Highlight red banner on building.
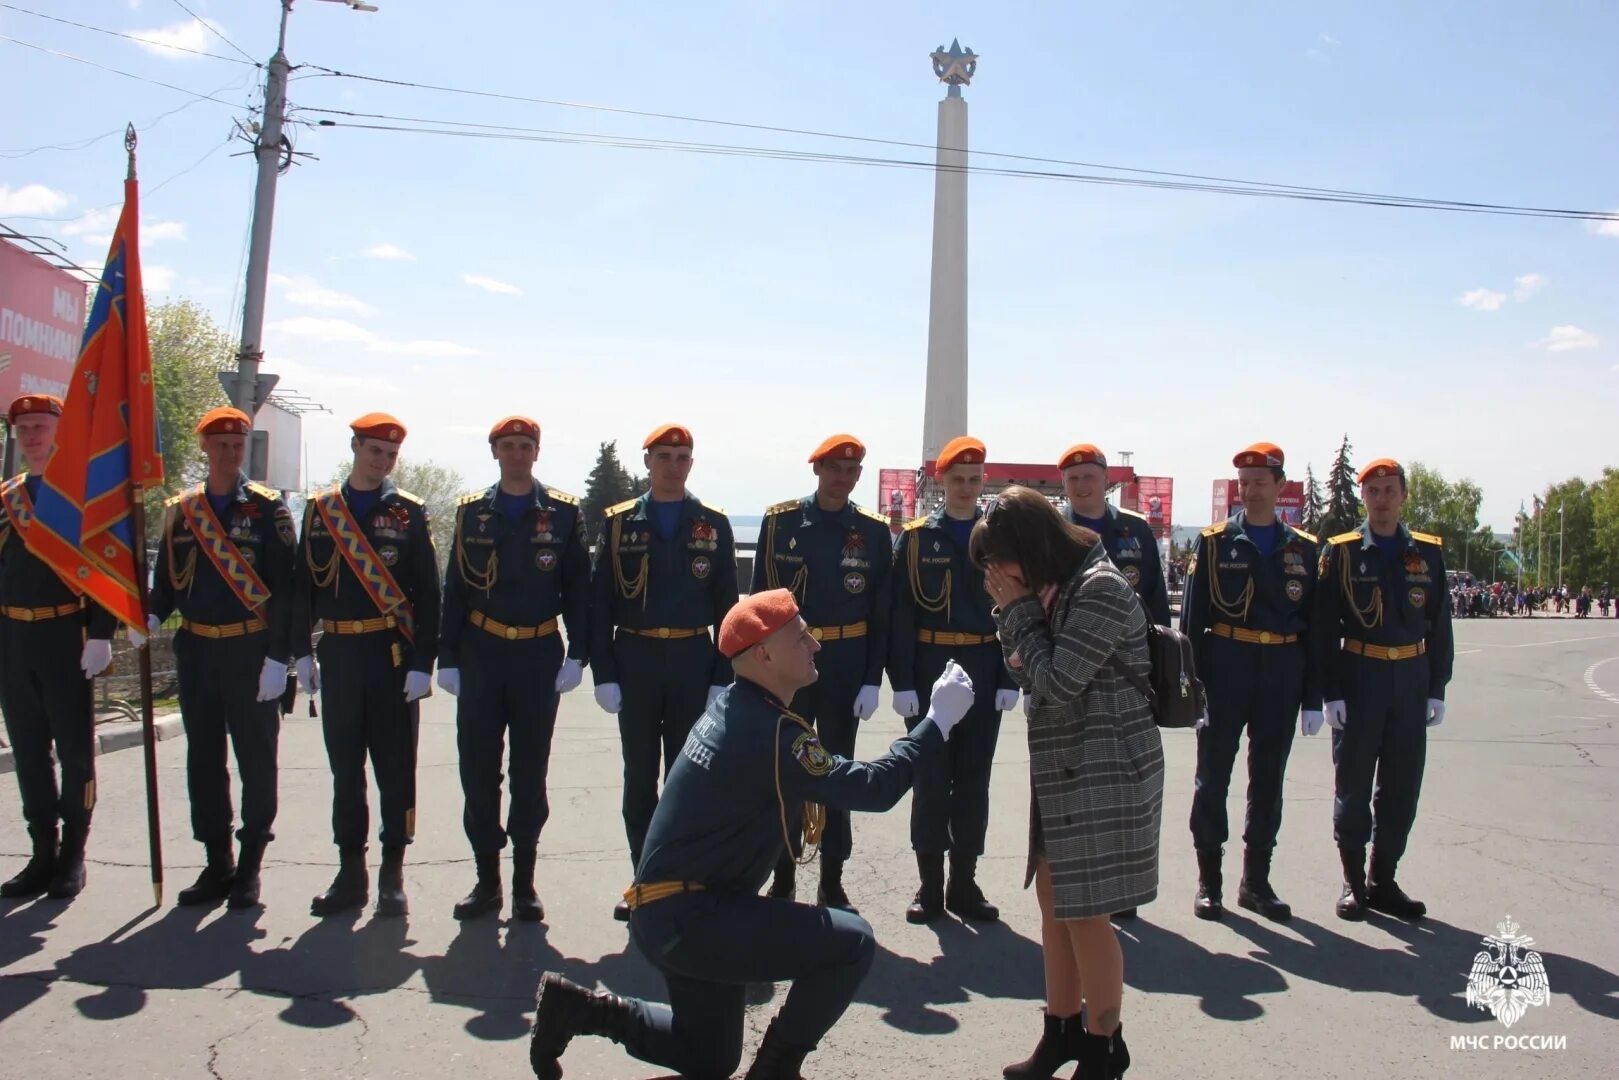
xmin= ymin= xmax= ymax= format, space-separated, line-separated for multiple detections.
xmin=1211 ymin=479 xmax=1304 ymax=525
xmin=0 ymin=239 xmax=83 ymax=404
xmin=877 ymin=468 xmax=918 ymax=532
xmin=1130 ymin=476 xmax=1174 ymax=538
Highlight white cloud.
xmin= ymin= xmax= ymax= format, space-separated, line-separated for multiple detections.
xmin=58 ymin=208 xmax=184 ymax=247
xmin=364 ymin=243 xmax=415 ymax=261
xmin=371 ymin=339 xmax=480 ymax=356
xmin=268 ymin=316 xmax=477 ymax=357
xmin=270 ymin=273 xmax=373 ymax=315
xmin=1513 ymin=272 xmax=1545 ymax=301
xmin=0 ymin=183 xmax=70 ymax=215
xmin=143 ymin=265 xmax=177 ymax=292
xmin=1531 ymin=325 xmax=1599 ymax=352
xmin=143 ymin=220 xmax=187 ymax=242
xmin=463 ymin=273 xmax=523 ymax=296
xmin=1319 ymin=33 xmax=1341 ymax=46
xmin=1460 ymin=288 xmax=1506 ymax=312
xmin=1588 ymin=212 xmax=1619 ymax=238
xmin=130 ymin=19 xmax=218 ymax=59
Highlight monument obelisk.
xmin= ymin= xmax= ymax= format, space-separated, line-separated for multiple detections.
xmin=921 ymin=39 xmax=977 ymax=466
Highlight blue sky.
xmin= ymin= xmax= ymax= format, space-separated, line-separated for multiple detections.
xmin=2 ymin=1 xmax=1614 ymax=531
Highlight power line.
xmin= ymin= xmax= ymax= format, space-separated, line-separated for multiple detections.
xmin=0 ymin=35 xmax=248 ymax=108
xmin=167 ymin=0 xmax=256 ymax=64
xmin=1 ymin=68 xmax=255 ymax=158
xmin=0 ymin=4 xmax=256 ymax=64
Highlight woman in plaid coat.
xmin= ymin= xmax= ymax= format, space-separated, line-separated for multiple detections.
xmin=971 ymin=487 xmax=1164 ymax=1080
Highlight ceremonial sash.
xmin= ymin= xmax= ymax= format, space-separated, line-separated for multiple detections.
xmin=312 ymin=486 xmax=415 ymax=642
xmin=178 ymin=487 xmax=271 ymax=611
xmin=2 ymin=476 xmax=84 ymax=597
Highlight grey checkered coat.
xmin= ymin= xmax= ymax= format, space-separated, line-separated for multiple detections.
xmin=994 ymin=543 xmax=1165 ymax=919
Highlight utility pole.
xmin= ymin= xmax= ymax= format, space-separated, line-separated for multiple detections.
xmin=1557 ymin=503 xmax=1565 ymax=590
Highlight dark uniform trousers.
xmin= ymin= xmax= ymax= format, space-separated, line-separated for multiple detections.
xmin=627 ymin=893 xmax=876 ymax=1079
xmin=1331 ymin=654 xmax=1429 ymax=864
xmin=457 ymin=632 xmax=563 ymax=852
xmin=616 ymin=632 xmax=715 ymax=867
xmin=785 ymin=637 xmax=866 ymax=861
xmin=904 ymin=640 xmax=1003 ymax=856
xmin=174 ymin=631 xmax=279 ymax=844
xmin=318 ymin=634 xmax=419 ymax=849
xmin=0 ymin=618 xmax=95 ymax=835
xmin=1190 ymin=637 xmax=1305 ymax=853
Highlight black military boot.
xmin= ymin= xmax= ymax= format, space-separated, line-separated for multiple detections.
xmin=905 ymin=852 xmax=946 ymax=924
xmin=0 ymin=824 xmax=57 ymax=899
xmin=1193 ymin=847 xmax=1223 ymax=920
xmin=1367 ymin=848 xmax=1426 ymax=920
xmin=45 ymin=825 xmax=88 ymax=899
xmin=767 ymin=854 xmax=796 ymax=901
xmin=178 ymin=837 xmax=236 ymax=906
xmin=376 ymin=844 xmax=408 ymax=917
xmin=529 ymin=972 xmax=631 ymax=1080
xmin=1236 ymin=848 xmax=1292 ymax=922
xmin=310 ymin=845 xmax=368 ymax=916
xmin=453 ymin=852 xmax=503 ymax=920
xmin=1002 ymin=1008 xmax=1085 ymax=1079
xmin=512 ymin=845 xmax=545 ymax=923
xmin=1075 ymin=1023 xmax=1131 ymax=1080
xmin=945 ymin=854 xmax=1000 ymax=922
xmin=743 ymin=1020 xmax=814 ymax=1080
xmin=228 ymin=839 xmax=266 ymax=910
xmin=1335 ymin=844 xmax=1368 ymax=921
xmin=817 ymin=855 xmax=856 ymax=912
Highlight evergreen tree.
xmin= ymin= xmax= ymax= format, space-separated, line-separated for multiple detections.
xmin=1302 ymin=464 xmax=1326 ymax=535
xmin=1321 ymin=434 xmax=1361 ymax=537
xmin=582 ymin=441 xmax=641 ymax=546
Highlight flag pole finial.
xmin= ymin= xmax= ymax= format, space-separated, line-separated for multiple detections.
xmin=125 ymin=124 xmax=137 ymax=180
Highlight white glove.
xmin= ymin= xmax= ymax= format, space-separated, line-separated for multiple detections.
xmin=994 ymin=688 xmax=1020 ymax=712
xmin=437 ymin=667 xmax=461 ymax=697
xmin=892 ymin=689 xmax=920 ymax=718
xmin=128 ymin=613 xmax=161 ymax=649
xmin=924 ymin=660 xmax=976 ymax=740
xmin=403 ymin=670 xmax=431 ymax=702
xmin=707 ymin=685 xmax=725 ymax=708
xmin=852 ymin=684 xmax=879 ymax=720
xmin=554 ymin=658 xmax=583 ymax=694
xmin=296 ymin=655 xmax=321 ymax=694
xmin=594 ymin=682 xmax=623 ymax=714
xmin=1426 ymin=699 xmax=1446 ymax=727
xmin=1300 ymin=709 xmax=1325 ymax=737
xmin=81 ymin=639 xmax=113 ymax=678
xmin=1324 ymin=700 xmax=1347 ymax=730
xmin=256 ymin=658 xmax=290 ymax=703
xmin=1194 ymin=711 xmax=1210 ymax=731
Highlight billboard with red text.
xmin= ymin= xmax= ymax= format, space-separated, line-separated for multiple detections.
xmin=0 ymin=239 xmax=83 ymax=404
xmin=1211 ymin=479 xmax=1304 ymax=525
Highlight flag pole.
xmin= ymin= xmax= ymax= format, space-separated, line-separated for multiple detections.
xmin=126 ymin=124 xmax=164 ymax=908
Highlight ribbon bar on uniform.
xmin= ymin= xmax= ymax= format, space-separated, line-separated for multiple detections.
xmin=916 ymin=629 xmax=997 ymax=647
xmin=1211 ymin=623 xmax=1298 ymax=646
xmin=469 ymin=611 xmax=559 ymax=641
xmin=181 ymin=617 xmax=266 ymax=639
xmin=808 ymin=621 xmax=867 ymax=642
xmin=620 ymin=880 xmax=706 ymax=911
xmin=1343 ymin=639 xmax=1426 ymax=661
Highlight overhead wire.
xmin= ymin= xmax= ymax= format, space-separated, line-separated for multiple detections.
xmin=0 ymin=3 xmax=257 ymax=64
xmin=167 ymin=0 xmax=256 ymax=64
xmin=0 ymin=35 xmax=249 ymax=108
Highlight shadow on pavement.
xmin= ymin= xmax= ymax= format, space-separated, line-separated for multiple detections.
xmin=857 ymin=917 xmax=1046 ymax=1034
xmin=1119 ymin=915 xmax=1288 ymax=1020
xmin=0 ymin=899 xmax=65 ymax=1023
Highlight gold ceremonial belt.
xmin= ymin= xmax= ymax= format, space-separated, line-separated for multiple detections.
xmin=0 ymin=602 xmax=81 ymax=622
xmin=322 ymin=615 xmax=399 ymax=635
xmin=1343 ymin=639 xmax=1426 ymax=661
xmin=1212 ymin=623 xmax=1298 ymax=646
xmin=623 ymin=627 xmax=709 ymax=640
xmin=809 ymin=621 xmax=867 ymax=642
xmin=470 ymin=611 xmax=558 ymax=641
xmin=621 ymin=880 xmax=705 ymax=911
xmin=181 ymin=617 xmax=266 ymax=639
xmin=916 ymin=629 xmax=997 ymax=647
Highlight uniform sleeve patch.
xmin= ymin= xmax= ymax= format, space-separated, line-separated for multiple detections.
xmin=791 ymin=730 xmax=833 ymax=776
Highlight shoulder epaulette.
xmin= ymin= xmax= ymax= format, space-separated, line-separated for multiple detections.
xmin=903 ymin=515 xmax=930 ymax=532
xmin=457 ymin=490 xmax=484 ymax=507
xmin=699 ymin=499 xmax=727 ymax=516
xmin=765 ymin=498 xmax=801 ymax=516
xmin=856 ymin=504 xmax=889 ymax=525
xmin=1118 ymin=506 xmax=1148 ymax=522
xmin=1291 ymin=527 xmax=1318 ymax=543
xmin=245 ymin=481 xmax=280 ymax=502
xmin=1200 ymin=522 xmax=1227 ymax=538
xmin=604 ymin=498 xmax=637 ymax=517
xmin=1410 ymin=530 xmax=1444 ymax=547
xmin=548 ymin=487 xmax=580 ymax=506
xmin=394 ymin=488 xmax=424 ymax=506
xmin=1330 ymin=531 xmax=1362 ymax=545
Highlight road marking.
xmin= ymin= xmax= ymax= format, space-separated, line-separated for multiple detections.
xmin=1455 ymin=649 xmax=1482 ymax=655
xmin=1454 ymin=633 xmax=1619 ymax=650
xmin=1582 ymin=657 xmax=1619 ymax=707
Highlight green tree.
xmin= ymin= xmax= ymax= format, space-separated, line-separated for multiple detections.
xmin=1403 ymin=461 xmax=1484 ymax=556
xmin=1301 ymin=464 xmax=1325 ymax=535
xmin=327 ymin=457 xmax=465 ymax=562
xmin=581 ymin=440 xmax=648 ymax=546
xmin=1590 ymin=468 xmax=1619 ymax=589
xmin=1321 ymin=434 xmax=1361 ymax=538
xmin=1537 ymin=477 xmax=1600 ymax=589
xmin=149 ymin=298 xmax=231 ymax=489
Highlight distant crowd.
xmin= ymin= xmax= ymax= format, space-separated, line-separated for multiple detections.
xmin=1449 ymin=581 xmax=1614 ymax=618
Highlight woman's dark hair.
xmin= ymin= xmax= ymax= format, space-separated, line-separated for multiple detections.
xmin=968 ymin=486 xmax=1099 ymax=592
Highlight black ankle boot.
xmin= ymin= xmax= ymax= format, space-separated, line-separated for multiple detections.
xmin=530 ymin=972 xmax=631 ymax=1079
xmin=906 ymin=852 xmax=945 ymax=924
xmin=512 ymin=845 xmax=544 ymax=922
xmin=817 ymin=856 xmax=856 ymax=912
xmin=1335 ymin=845 xmax=1368 ymax=921
xmin=178 ymin=837 xmax=236 ymax=906
xmin=1367 ymin=848 xmax=1426 ymax=919
xmin=46 ymin=826 xmax=88 ymax=899
xmin=454 ymin=852 xmax=503 ymax=920
xmin=1003 ymin=1009 xmax=1084 ymax=1079
xmin=1 ymin=825 xmax=57 ymax=899
xmin=310 ymin=846 xmax=368 ymax=916
xmin=1076 ymin=1022 xmax=1130 ymax=1079
xmin=768 ymin=854 xmax=796 ymax=901
xmin=228 ymin=839 xmax=267 ymax=910
xmin=946 ymin=854 xmax=1000 ymax=922
xmin=743 ymin=1021 xmax=814 ymax=1080
xmin=1236 ymin=848 xmax=1291 ymax=921
xmin=376 ymin=844 xmax=408 ymax=917
xmin=1193 ymin=847 xmax=1223 ymax=920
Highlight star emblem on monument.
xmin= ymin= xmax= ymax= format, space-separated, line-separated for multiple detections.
xmin=930 ymin=38 xmax=978 ymax=88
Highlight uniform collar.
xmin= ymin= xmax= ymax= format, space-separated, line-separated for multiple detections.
xmin=1228 ymin=508 xmax=1300 ymax=546
xmin=633 ymin=490 xmax=698 ymax=522
xmin=206 ymin=473 xmax=251 ymax=504
xmin=1068 ymin=503 xmax=1116 ymax=529
xmin=1357 ymin=520 xmax=1411 ymax=550
xmin=481 ymin=480 xmax=547 ymax=509
xmin=802 ymin=494 xmax=854 ymax=527
xmin=927 ymin=504 xmax=980 ymax=530
xmin=342 ymin=476 xmax=395 ymax=502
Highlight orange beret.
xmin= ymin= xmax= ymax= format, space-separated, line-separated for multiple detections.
xmin=489 ymin=415 xmax=540 ymax=444
xmin=718 ymin=588 xmax=800 ymax=658
xmin=1358 ymin=458 xmax=1404 ymax=485
xmin=7 ymin=394 xmax=64 ymax=424
xmin=936 ymin=435 xmax=987 ymax=473
xmin=1058 ymin=443 xmax=1107 ymax=471
xmin=350 ymin=412 xmax=407 ymax=444
xmin=195 ymin=406 xmax=251 ymax=436
xmin=1233 ymin=441 xmax=1285 ymax=470
xmin=809 ymin=433 xmax=865 ymax=464
xmin=643 ymin=423 xmax=693 ymax=451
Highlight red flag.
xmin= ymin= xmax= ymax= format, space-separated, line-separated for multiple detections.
xmin=28 ymin=176 xmax=164 ymax=630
